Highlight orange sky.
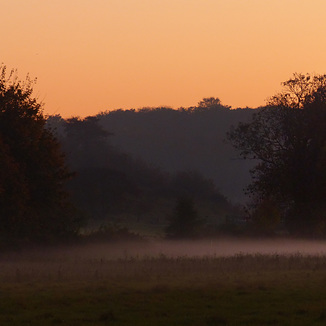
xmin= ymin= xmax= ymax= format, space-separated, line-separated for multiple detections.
xmin=2 ymin=0 xmax=326 ymax=117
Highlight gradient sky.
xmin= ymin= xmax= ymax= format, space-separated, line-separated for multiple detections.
xmin=2 ymin=0 xmax=326 ymax=117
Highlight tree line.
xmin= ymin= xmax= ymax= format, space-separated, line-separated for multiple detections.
xmin=0 ymin=65 xmax=236 ymax=244
xmin=1 ymin=64 xmax=326 ymax=244
xmin=50 ymin=115 xmax=235 ymax=238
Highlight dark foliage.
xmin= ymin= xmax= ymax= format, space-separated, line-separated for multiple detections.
xmin=228 ymin=73 xmax=326 ymax=236
xmin=170 ymin=170 xmax=227 ymax=203
xmin=0 ymin=66 xmax=80 ymax=244
xmin=165 ymin=197 xmax=205 ymax=239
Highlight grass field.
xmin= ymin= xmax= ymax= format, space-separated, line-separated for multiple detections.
xmin=1 ymin=239 xmax=326 ymax=325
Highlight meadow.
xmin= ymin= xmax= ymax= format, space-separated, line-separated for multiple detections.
xmin=1 ymin=239 xmax=326 ymax=325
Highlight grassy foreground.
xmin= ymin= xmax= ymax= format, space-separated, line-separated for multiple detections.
xmin=1 ymin=243 xmax=326 ymax=325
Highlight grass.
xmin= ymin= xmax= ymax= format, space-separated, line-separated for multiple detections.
xmin=1 ymin=241 xmax=326 ymax=325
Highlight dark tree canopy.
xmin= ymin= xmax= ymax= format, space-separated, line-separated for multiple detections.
xmin=0 ymin=66 xmax=79 ymax=243
xmin=228 ymin=73 xmax=326 ymax=236
xmin=197 ymin=97 xmax=221 ymax=108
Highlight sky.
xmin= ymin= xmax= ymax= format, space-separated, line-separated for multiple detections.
xmin=2 ymin=0 xmax=326 ymax=117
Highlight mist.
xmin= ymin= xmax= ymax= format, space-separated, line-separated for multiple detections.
xmin=4 ymin=239 xmax=326 ymax=262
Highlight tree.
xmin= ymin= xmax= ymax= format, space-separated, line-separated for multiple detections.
xmin=165 ymin=197 xmax=204 ymax=239
xmin=228 ymin=73 xmax=326 ymax=236
xmin=197 ymin=97 xmax=221 ymax=108
xmin=195 ymin=97 xmax=230 ymax=113
xmin=0 ymin=65 xmax=80 ymax=243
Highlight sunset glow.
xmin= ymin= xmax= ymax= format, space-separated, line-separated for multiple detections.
xmin=2 ymin=0 xmax=326 ymax=117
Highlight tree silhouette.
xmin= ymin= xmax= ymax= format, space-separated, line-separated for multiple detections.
xmin=0 ymin=65 xmax=79 ymax=243
xmin=197 ymin=97 xmax=221 ymax=108
xmin=228 ymin=73 xmax=326 ymax=236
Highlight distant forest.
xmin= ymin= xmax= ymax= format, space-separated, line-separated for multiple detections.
xmin=47 ymin=98 xmax=256 ymax=233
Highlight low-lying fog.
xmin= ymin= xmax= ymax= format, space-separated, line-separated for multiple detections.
xmin=78 ymin=239 xmax=326 ymax=260
xmin=4 ymin=238 xmax=326 ymax=261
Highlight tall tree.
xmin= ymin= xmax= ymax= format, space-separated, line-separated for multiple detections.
xmin=0 ymin=66 xmax=79 ymax=243
xmin=228 ymin=73 xmax=326 ymax=236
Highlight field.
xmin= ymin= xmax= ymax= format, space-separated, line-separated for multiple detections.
xmin=1 ymin=239 xmax=326 ymax=325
